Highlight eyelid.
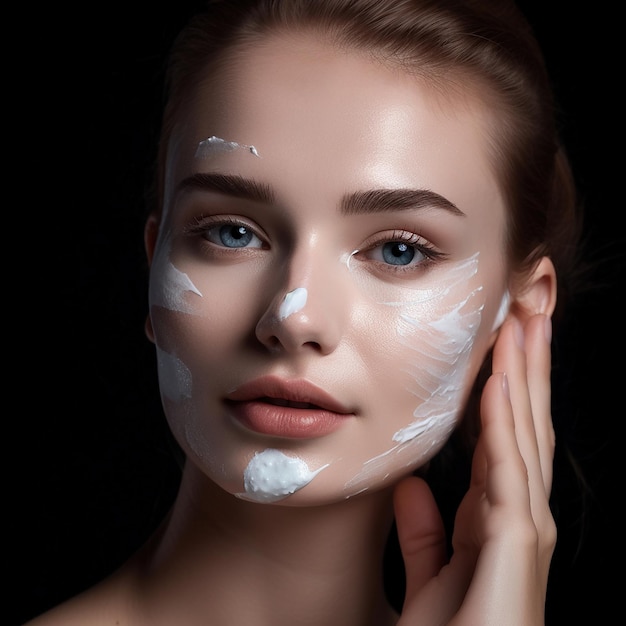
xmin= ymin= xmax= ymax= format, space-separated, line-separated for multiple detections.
xmin=184 ymin=214 xmax=265 ymax=237
xmin=184 ymin=214 xmax=269 ymax=249
xmin=351 ymin=229 xmax=448 ymax=277
xmin=360 ymin=229 xmax=444 ymax=258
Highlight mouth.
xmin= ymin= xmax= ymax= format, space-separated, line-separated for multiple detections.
xmin=226 ymin=375 xmax=353 ymax=414
xmin=225 ymin=376 xmax=354 ymax=438
xmin=260 ymin=397 xmax=320 ymax=409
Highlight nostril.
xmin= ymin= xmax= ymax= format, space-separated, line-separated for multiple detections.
xmin=266 ymin=335 xmax=282 ymax=351
xmin=303 ymin=340 xmax=323 ymax=352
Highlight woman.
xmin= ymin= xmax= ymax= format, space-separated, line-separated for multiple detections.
xmin=27 ymin=0 xmax=582 ymax=623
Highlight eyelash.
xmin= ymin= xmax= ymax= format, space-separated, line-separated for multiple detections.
xmin=184 ymin=216 xmax=446 ymax=271
xmin=184 ymin=215 xmax=268 ymax=250
xmin=357 ymin=229 xmax=447 ymax=273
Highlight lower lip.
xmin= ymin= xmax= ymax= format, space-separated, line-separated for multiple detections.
xmin=227 ymin=401 xmax=352 ymax=438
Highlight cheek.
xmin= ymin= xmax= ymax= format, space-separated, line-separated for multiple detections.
xmin=341 ymin=254 xmax=492 ymax=494
xmin=361 ymin=254 xmax=487 ymax=427
xmin=391 ymin=285 xmax=485 ymax=438
xmin=147 ymin=236 xmax=234 ymax=439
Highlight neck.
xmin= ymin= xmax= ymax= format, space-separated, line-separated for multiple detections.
xmin=132 ymin=462 xmax=400 ymax=626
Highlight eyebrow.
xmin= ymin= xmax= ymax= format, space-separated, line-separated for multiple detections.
xmin=176 ymin=172 xmax=464 ymax=217
xmin=176 ymin=172 xmax=275 ymax=204
xmin=340 ymin=188 xmax=464 ymax=217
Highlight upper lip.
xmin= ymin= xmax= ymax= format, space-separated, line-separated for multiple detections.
xmin=225 ymin=375 xmax=353 ymax=414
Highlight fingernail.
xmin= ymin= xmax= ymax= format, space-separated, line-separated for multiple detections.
xmin=501 ymin=372 xmax=510 ymax=399
xmin=544 ymin=315 xmax=552 ymax=343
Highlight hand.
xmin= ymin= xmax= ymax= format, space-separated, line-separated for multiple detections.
xmin=393 ymin=314 xmax=557 ymax=625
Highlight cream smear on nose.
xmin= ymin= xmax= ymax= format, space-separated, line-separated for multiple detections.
xmin=278 ymin=287 xmax=308 ymax=320
xmin=237 ymin=449 xmax=329 ymax=503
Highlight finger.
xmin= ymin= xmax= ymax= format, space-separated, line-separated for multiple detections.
xmin=491 ymin=319 xmax=545 ymax=500
xmin=393 ymin=475 xmax=447 ymax=599
xmin=479 ymin=371 xmax=530 ymax=509
xmin=458 ymin=370 xmax=553 ymax=625
xmin=523 ymin=314 xmax=555 ymax=495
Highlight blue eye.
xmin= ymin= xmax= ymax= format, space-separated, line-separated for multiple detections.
xmin=367 ymin=240 xmax=425 ymax=267
xmin=358 ymin=230 xmax=444 ymax=272
xmin=204 ymin=223 xmax=264 ymax=249
xmin=381 ymin=241 xmax=416 ymax=266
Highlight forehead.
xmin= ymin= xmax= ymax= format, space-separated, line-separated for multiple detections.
xmin=166 ymin=32 xmax=505 ymax=231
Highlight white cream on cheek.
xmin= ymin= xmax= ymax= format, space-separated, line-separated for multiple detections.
xmin=492 ymin=289 xmax=510 ymax=331
xmin=344 ymin=253 xmax=485 ymax=492
xmin=155 ymin=345 xmax=193 ymax=401
xmin=150 ymin=231 xmax=203 ymax=314
xmin=149 ymin=224 xmax=204 ymax=417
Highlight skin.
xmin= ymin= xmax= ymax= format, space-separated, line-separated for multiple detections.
xmin=27 ymin=31 xmax=557 ymax=626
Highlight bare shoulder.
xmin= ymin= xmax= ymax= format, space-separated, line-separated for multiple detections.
xmin=24 ymin=567 xmax=138 ymax=626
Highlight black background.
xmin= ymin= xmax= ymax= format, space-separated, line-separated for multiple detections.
xmin=10 ymin=2 xmax=622 ymax=625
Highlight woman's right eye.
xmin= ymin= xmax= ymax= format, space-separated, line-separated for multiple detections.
xmin=185 ymin=216 xmax=267 ymax=250
xmin=203 ymin=222 xmax=265 ymax=249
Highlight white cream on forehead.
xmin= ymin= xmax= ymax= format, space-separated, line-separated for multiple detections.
xmin=237 ymin=449 xmax=329 ymax=503
xmin=195 ymin=135 xmax=261 ymax=158
xmin=278 ymin=287 xmax=308 ymax=320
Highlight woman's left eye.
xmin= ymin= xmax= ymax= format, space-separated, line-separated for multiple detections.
xmin=374 ymin=241 xmax=421 ymax=266
xmin=362 ymin=232 xmax=442 ymax=269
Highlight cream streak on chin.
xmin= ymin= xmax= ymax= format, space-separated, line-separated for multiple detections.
xmin=237 ymin=449 xmax=329 ymax=502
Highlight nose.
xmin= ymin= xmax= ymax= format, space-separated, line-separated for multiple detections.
xmin=255 ymin=249 xmax=348 ymax=355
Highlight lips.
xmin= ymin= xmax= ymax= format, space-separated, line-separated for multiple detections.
xmin=225 ymin=376 xmax=354 ymax=438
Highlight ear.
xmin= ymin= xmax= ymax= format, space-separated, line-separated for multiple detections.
xmin=508 ymin=256 xmax=557 ymax=324
xmin=143 ymin=213 xmax=161 ymax=344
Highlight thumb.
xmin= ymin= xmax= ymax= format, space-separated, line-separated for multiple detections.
xmin=393 ymin=475 xmax=447 ymax=601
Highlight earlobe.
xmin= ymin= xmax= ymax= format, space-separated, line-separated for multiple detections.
xmin=509 ymin=256 xmax=557 ymax=323
xmin=145 ymin=314 xmax=155 ymax=343
xmin=144 ymin=213 xmax=160 ymax=267
xmin=144 ymin=214 xmax=160 ymax=345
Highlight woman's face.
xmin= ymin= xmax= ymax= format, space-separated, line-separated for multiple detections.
xmin=147 ymin=33 xmax=510 ymax=505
